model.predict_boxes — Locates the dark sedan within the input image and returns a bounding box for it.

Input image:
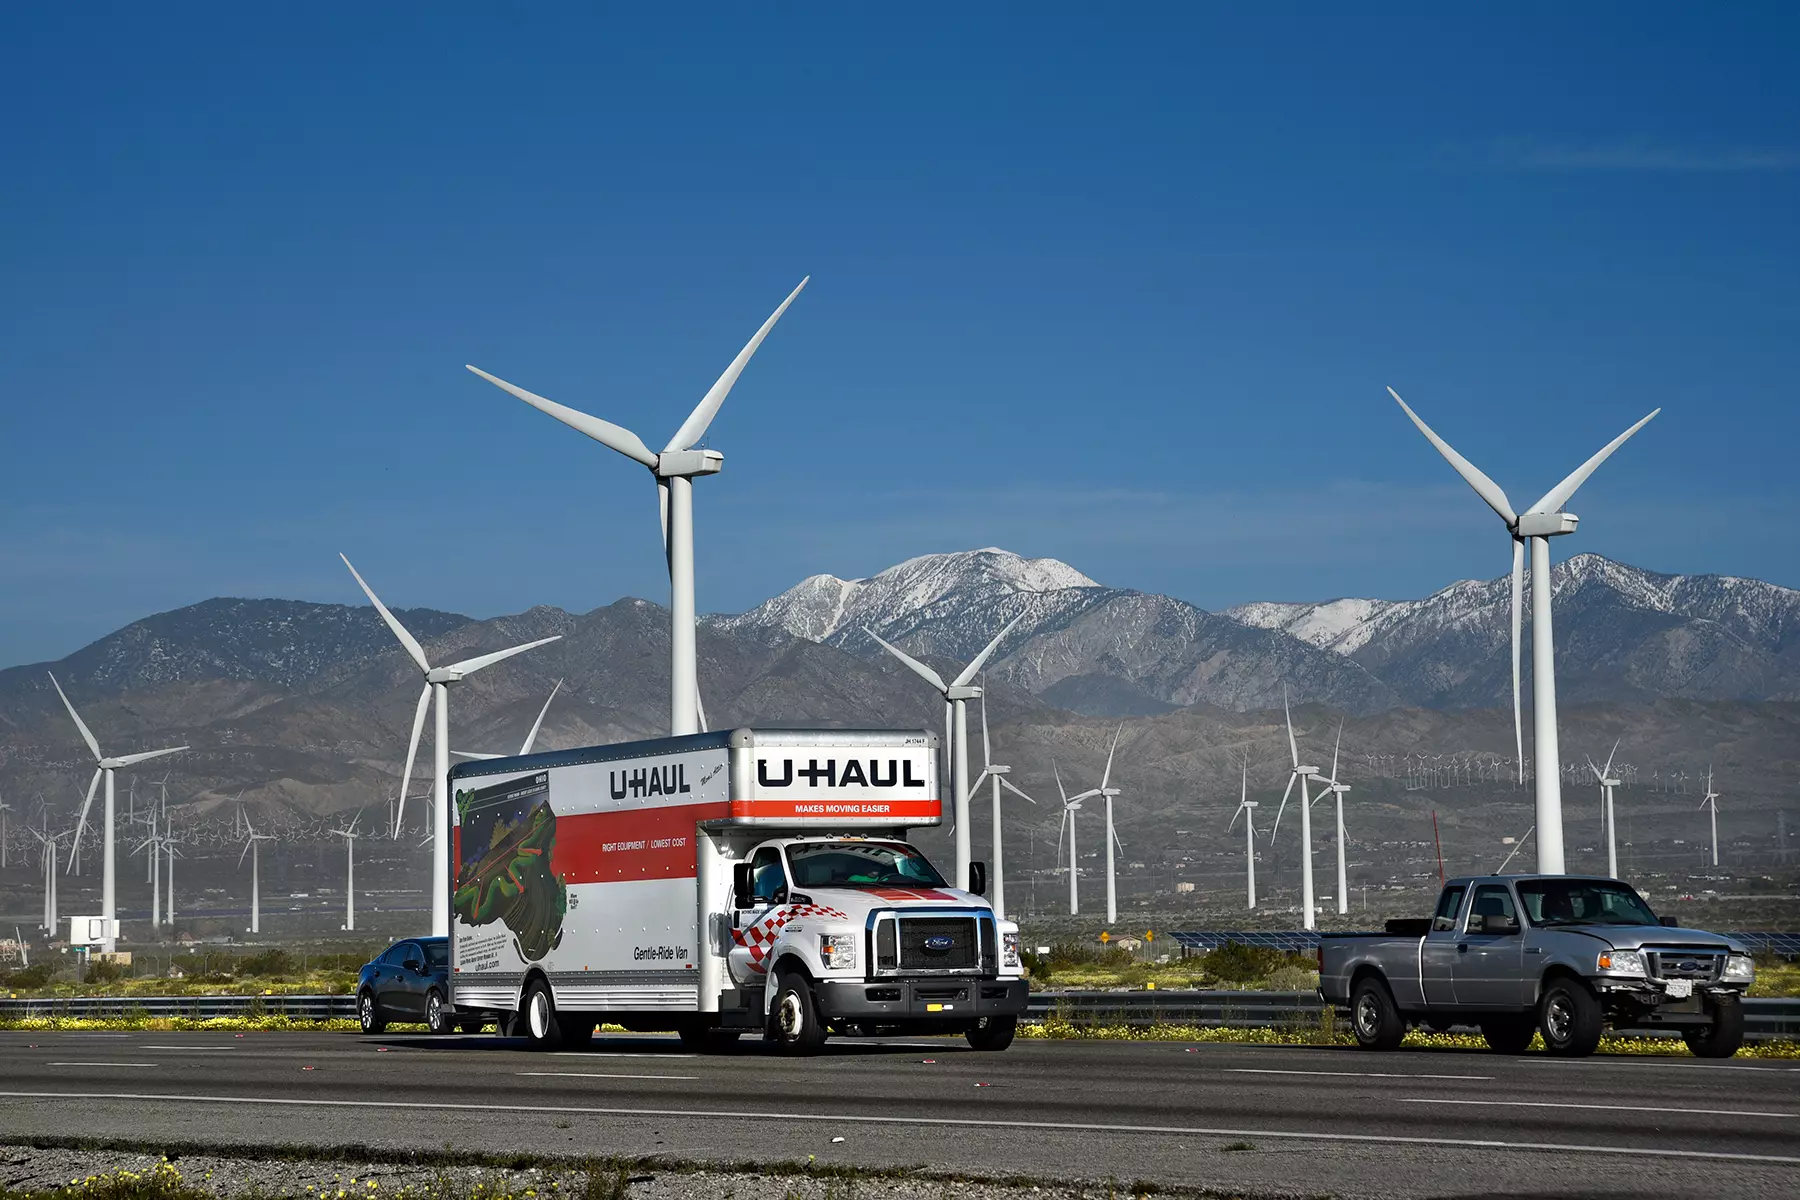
[356,937,477,1034]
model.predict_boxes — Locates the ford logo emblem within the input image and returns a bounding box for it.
[1678,960,1700,973]
[924,935,955,952]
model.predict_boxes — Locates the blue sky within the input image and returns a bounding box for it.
[3,4,1796,666]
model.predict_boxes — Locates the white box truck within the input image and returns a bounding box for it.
[446,727,1029,1054]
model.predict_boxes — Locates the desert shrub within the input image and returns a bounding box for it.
[84,959,125,984]
[5,962,58,989]
[1021,950,1052,982]
[1199,940,1285,983]
[236,948,296,977]
[1265,964,1319,992]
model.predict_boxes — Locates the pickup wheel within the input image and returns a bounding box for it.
[1539,978,1603,1057]
[1683,996,1745,1059]
[1350,977,1405,1051]
[767,968,828,1055]
[1480,1016,1536,1054]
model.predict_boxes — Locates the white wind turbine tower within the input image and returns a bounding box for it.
[131,814,162,932]
[1700,768,1721,867]
[0,792,10,870]
[237,810,275,935]
[340,554,560,937]
[1313,720,1353,916]
[1389,388,1658,874]
[163,833,182,926]
[332,814,362,931]
[1095,724,1126,926]
[48,673,187,954]
[866,616,1023,889]
[1227,757,1258,909]
[452,680,564,761]
[467,278,808,739]
[1052,762,1100,916]
[33,823,63,932]
[1269,688,1321,931]
[964,688,1037,920]
[1586,740,1622,878]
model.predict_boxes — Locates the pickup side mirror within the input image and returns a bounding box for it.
[1659,915,1680,927]
[969,861,987,896]
[732,863,754,909]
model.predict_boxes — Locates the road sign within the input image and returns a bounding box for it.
[1145,930,1155,942]
[1099,931,1111,944]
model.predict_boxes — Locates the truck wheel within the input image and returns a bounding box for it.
[520,979,563,1051]
[1539,978,1602,1057]
[425,989,453,1034]
[1683,997,1745,1059]
[767,968,828,1055]
[1480,1017,1536,1055]
[358,989,387,1035]
[965,1015,1017,1051]
[1350,977,1405,1051]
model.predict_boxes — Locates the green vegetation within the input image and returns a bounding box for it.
[1023,940,1319,992]
[3,952,368,1000]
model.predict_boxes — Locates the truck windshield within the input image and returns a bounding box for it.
[786,841,948,889]
[1516,880,1660,927]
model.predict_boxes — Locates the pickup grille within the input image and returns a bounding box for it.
[1645,948,1725,982]
[898,917,979,972]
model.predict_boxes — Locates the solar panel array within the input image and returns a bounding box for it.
[1166,929,1800,958]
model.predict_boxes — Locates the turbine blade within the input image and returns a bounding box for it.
[1283,686,1300,770]
[951,613,1023,688]
[239,838,251,869]
[1228,803,1243,833]
[1526,409,1661,515]
[451,750,500,761]
[970,768,992,795]
[1587,756,1604,782]
[1603,737,1620,778]
[999,777,1037,805]
[396,683,431,837]
[978,686,992,768]
[67,768,102,870]
[665,277,810,453]
[864,628,948,691]
[1099,721,1123,791]
[1271,772,1296,839]
[47,674,103,761]
[446,634,562,677]
[1053,759,1068,804]
[340,555,432,673]
[1330,719,1343,782]
[1510,537,1524,781]
[466,365,658,467]
[1387,387,1518,523]
[520,679,563,754]
[113,745,187,767]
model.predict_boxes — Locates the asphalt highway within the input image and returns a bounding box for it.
[3,1030,1799,1199]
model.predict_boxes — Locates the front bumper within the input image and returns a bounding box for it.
[814,977,1029,1021]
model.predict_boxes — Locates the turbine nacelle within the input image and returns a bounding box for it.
[654,448,724,479]
[1514,511,1580,537]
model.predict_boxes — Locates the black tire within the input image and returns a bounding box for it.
[459,1017,485,1034]
[677,1024,743,1053]
[358,989,387,1035]
[1684,997,1746,1059]
[1480,1017,1536,1055]
[425,989,453,1035]
[766,968,828,1055]
[965,1015,1017,1052]
[520,978,563,1051]
[1350,976,1405,1051]
[1539,978,1603,1058]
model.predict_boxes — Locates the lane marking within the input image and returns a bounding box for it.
[518,1072,699,1081]
[0,1090,1796,1166]
[1226,1069,1491,1081]
[1520,1058,1791,1074]
[1400,1097,1797,1120]
[550,1052,697,1060]
[43,1063,158,1068]
[138,1046,243,1051]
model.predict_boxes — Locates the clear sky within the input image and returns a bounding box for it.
[3,4,1796,666]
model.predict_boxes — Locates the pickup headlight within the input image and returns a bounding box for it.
[1723,954,1755,982]
[1596,950,1645,975]
[1002,930,1021,969]
[819,933,857,971]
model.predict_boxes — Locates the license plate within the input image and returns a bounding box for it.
[1663,979,1693,999]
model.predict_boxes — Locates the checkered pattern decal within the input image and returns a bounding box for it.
[731,903,850,974]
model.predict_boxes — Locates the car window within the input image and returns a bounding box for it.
[1432,885,1467,932]
[750,847,787,901]
[380,944,410,966]
[1467,885,1517,931]
[1516,879,1659,926]
[423,942,449,967]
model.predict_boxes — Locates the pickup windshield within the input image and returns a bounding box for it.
[786,841,948,889]
[1516,879,1659,927]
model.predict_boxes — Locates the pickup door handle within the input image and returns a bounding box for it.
[1456,943,1469,953]
[1525,947,1542,955]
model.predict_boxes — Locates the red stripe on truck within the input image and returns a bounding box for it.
[549,801,730,883]
[730,798,943,821]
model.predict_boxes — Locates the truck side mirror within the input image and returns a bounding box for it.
[969,861,987,896]
[732,863,754,908]
[1660,915,1680,927]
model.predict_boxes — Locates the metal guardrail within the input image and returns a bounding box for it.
[4,990,1796,1041]
[1166,930,1800,957]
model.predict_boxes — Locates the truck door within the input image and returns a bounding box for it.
[1453,884,1525,1009]
[1421,884,1465,1008]
[726,844,790,986]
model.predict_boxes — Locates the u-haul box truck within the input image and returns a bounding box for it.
[446,727,1028,1053]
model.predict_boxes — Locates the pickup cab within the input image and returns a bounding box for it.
[1319,875,1756,1057]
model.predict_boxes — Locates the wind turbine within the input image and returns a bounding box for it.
[238,811,274,935]
[1052,762,1100,916]
[1585,740,1622,878]
[865,615,1023,889]
[452,680,564,761]
[1700,768,1721,867]
[32,823,63,932]
[163,833,182,926]
[1269,688,1320,931]
[1095,724,1125,926]
[332,814,362,931]
[466,278,808,739]
[1495,825,1536,874]
[1389,388,1658,874]
[1227,757,1257,909]
[47,673,187,954]
[965,688,1037,920]
[1314,720,1352,916]
[340,554,560,937]
[131,816,162,931]
[0,791,10,870]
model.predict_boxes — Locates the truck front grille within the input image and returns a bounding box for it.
[1646,948,1725,982]
[899,917,979,971]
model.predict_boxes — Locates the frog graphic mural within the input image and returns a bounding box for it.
[453,772,566,962]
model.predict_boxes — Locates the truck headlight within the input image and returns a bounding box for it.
[1723,954,1755,982]
[819,933,857,971]
[1002,930,1021,969]
[1596,950,1645,975]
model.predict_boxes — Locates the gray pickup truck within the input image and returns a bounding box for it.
[1319,874,1756,1058]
